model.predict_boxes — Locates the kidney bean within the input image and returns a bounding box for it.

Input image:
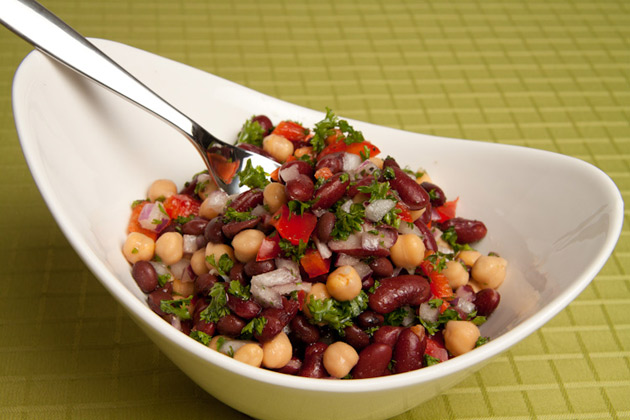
[286,174,314,202]
[393,328,426,374]
[369,275,431,314]
[244,259,276,277]
[316,211,336,242]
[439,217,487,244]
[251,115,273,135]
[372,326,403,347]
[369,257,394,278]
[227,294,262,319]
[420,182,446,207]
[229,189,264,212]
[221,217,260,239]
[182,218,209,235]
[414,219,438,251]
[216,314,247,337]
[343,325,370,351]
[290,313,320,344]
[419,202,432,226]
[299,342,329,378]
[194,273,219,296]
[254,298,299,342]
[348,174,375,198]
[193,319,216,336]
[311,173,350,211]
[388,166,430,210]
[361,276,374,290]
[382,156,400,170]
[475,288,501,317]
[279,160,314,183]
[204,217,226,243]
[357,311,385,329]
[351,343,393,379]
[132,261,158,293]
[315,152,345,174]
[238,143,275,160]
[147,289,173,317]
[229,262,247,284]
[276,356,302,375]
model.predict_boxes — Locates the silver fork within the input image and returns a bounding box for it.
[0,0,281,194]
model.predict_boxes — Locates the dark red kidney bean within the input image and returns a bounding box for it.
[299,342,329,378]
[254,298,299,342]
[132,261,158,293]
[419,202,432,226]
[229,189,264,212]
[221,217,260,239]
[420,182,446,207]
[382,156,400,170]
[251,115,273,135]
[439,217,487,244]
[238,143,275,160]
[414,219,438,252]
[244,259,276,277]
[290,313,320,344]
[361,276,374,290]
[393,328,426,374]
[279,160,314,183]
[276,356,302,375]
[347,174,375,198]
[369,275,431,314]
[204,217,226,243]
[357,311,385,329]
[157,221,180,237]
[388,166,430,210]
[311,173,350,211]
[285,174,314,202]
[194,273,219,296]
[343,325,370,351]
[227,295,262,319]
[216,314,247,337]
[147,290,173,317]
[352,343,393,379]
[192,319,216,336]
[369,257,394,278]
[372,326,403,347]
[315,152,345,174]
[316,211,336,242]
[475,288,501,317]
[229,262,247,284]
[182,218,209,235]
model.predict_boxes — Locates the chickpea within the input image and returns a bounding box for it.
[416,171,431,184]
[443,320,480,356]
[294,146,314,160]
[199,196,220,220]
[443,260,469,289]
[262,331,292,369]
[263,134,294,163]
[326,265,362,302]
[303,282,331,319]
[232,229,265,263]
[471,255,507,289]
[172,278,194,297]
[390,233,425,270]
[155,232,184,266]
[368,157,384,169]
[263,182,288,214]
[147,179,177,202]
[209,335,228,351]
[457,250,481,268]
[195,174,218,200]
[323,341,359,378]
[122,232,155,264]
[205,242,235,273]
[234,343,264,367]
[190,248,210,276]
[409,208,425,222]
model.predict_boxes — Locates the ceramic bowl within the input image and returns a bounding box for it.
[11,39,624,420]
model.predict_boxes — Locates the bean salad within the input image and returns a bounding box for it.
[122,109,507,379]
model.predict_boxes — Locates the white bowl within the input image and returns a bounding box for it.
[11,39,624,420]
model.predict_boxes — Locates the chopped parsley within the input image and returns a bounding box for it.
[227,280,250,300]
[306,291,369,334]
[310,107,366,153]
[223,207,256,223]
[174,214,195,225]
[236,116,266,147]
[278,238,309,262]
[331,202,365,240]
[240,317,268,339]
[239,160,270,190]
[205,253,234,277]
[420,307,461,336]
[199,283,231,323]
[157,272,171,287]
[190,330,213,345]
[357,178,394,203]
[424,354,442,366]
[475,336,490,348]
[383,306,413,326]
[287,199,313,216]
[159,296,192,320]
[441,227,473,253]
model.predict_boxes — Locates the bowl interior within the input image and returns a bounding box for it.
[11,38,624,419]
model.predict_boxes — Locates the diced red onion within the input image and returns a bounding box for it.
[170,316,182,331]
[456,298,476,316]
[138,202,169,232]
[215,338,254,355]
[313,237,332,260]
[419,302,439,323]
[149,261,171,280]
[275,258,300,277]
[365,199,396,222]
[183,234,200,254]
[401,306,415,327]
[392,266,403,277]
[279,164,301,183]
[397,220,422,236]
[352,261,372,280]
[353,159,378,176]
[455,284,476,302]
[328,232,362,252]
[250,204,268,218]
[206,190,229,215]
[342,153,362,172]
[170,259,190,280]
[361,232,381,251]
[335,253,361,267]
[251,267,301,308]
[340,199,352,213]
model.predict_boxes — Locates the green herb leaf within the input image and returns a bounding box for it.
[441,227,473,254]
[424,354,442,366]
[331,202,365,241]
[310,107,366,153]
[278,238,309,262]
[205,254,235,277]
[190,330,213,345]
[240,317,268,339]
[227,280,250,300]
[223,207,256,223]
[199,283,231,323]
[236,117,266,147]
[306,291,369,334]
[159,296,192,320]
[239,160,270,189]
[475,336,490,348]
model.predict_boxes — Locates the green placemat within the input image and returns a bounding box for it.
[1,0,628,419]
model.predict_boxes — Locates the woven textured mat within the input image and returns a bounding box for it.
[0,0,628,419]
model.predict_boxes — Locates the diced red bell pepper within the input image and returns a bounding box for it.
[425,335,449,362]
[434,198,458,223]
[395,202,413,223]
[300,248,331,278]
[127,201,158,241]
[345,140,380,158]
[420,259,454,300]
[317,140,348,158]
[163,194,201,219]
[314,167,334,180]
[256,233,282,261]
[272,205,317,246]
[272,121,309,142]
